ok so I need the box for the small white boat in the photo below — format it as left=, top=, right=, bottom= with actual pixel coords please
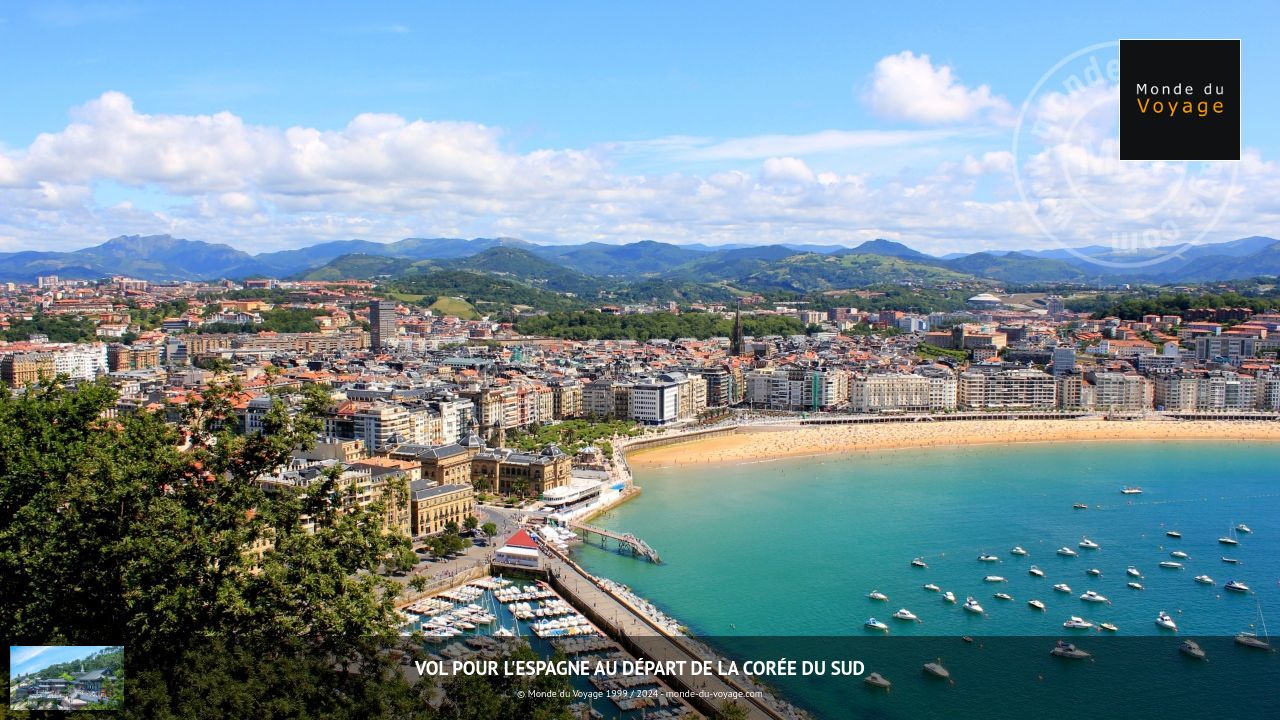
left=1166, top=530, right=1181, bottom=538
left=1073, top=503, right=1088, bottom=509
left=1063, top=616, right=1093, bottom=629
left=943, top=591, right=957, bottom=604
left=1050, top=640, right=1092, bottom=659
left=1221, top=557, right=1240, bottom=564
left=1159, top=561, right=1183, bottom=569
left=1170, top=550, right=1189, bottom=559
left=864, top=672, right=892, bottom=689
left=868, top=590, right=889, bottom=601
left=1099, top=622, right=1119, bottom=633
left=1180, top=640, right=1207, bottom=659
left=1057, top=547, right=1078, bottom=557
left=994, top=592, right=1013, bottom=601
left=1155, top=611, right=1178, bottom=631
left=1224, top=580, right=1250, bottom=593
left=1219, top=536, right=1239, bottom=546
left=978, top=554, right=1000, bottom=562
left=1128, top=582, right=1144, bottom=590
left=1079, top=590, right=1109, bottom=603
left=1194, top=575, right=1215, bottom=585
left=911, top=557, right=928, bottom=568
left=1235, top=523, right=1252, bottom=534
left=1029, top=565, right=1046, bottom=577
left=1126, top=566, right=1142, bottom=577
left=963, top=596, right=984, bottom=614
left=1086, top=568, right=1102, bottom=577
left=892, top=608, right=920, bottom=622
left=1011, top=546, right=1028, bottom=556
left=1053, top=583, right=1072, bottom=593
left=1078, top=537, right=1100, bottom=550
left=923, top=583, right=940, bottom=592
left=923, top=661, right=950, bottom=679
left=865, top=617, right=890, bottom=632
left=983, top=575, right=1007, bottom=583
left=1121, top=486, right=1143, bottom=494
left=1028, top=599, right=1046, bottom=611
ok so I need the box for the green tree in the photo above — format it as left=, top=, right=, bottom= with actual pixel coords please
left=717, top=700, right=751, bottom=720
left=463, top=515, right=478, bottom=532
left=481, top=522, right=498, bottom=540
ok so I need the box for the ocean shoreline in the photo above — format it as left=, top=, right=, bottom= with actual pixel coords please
left=623, top=418, right=1280, bottom=469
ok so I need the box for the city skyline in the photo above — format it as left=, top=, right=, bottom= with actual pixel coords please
left=1, top=2, right=1278, bottom=256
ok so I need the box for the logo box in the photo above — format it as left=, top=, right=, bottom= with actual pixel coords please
left=1119, top=39, right=1240, bottom=161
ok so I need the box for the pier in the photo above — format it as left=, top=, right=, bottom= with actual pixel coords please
left=569, top=520, right=662, bottom=563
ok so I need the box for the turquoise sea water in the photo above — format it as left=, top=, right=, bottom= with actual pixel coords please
left=573, top=441, right=1280, bottom=719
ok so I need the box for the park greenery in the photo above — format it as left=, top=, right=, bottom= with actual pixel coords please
left=190, top=306, right=329, bottom=334
left=515, top=310, right=806, bottom=341
left=1070, top=290, right=1280, bottom=320
left=0, top=378, right=575, bottom=719
left=915, top=343, right=968, bottom=363
left=0, top=312, right=99, bottom=343
left=506, top=418, right=640, bottom=455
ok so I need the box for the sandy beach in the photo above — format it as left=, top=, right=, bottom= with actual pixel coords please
left=625, top=419, right=1280, bottom=468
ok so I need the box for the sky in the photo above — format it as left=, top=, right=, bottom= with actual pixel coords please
left=9, top=646, right=110, bottom=678
left=1, top=1, right=1278, bottom=255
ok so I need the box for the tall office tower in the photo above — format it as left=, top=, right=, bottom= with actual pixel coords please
left=370, top=300, right=396, bottom=350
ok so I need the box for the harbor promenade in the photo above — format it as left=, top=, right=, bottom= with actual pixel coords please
left=543, top=552, right=791, bottom=720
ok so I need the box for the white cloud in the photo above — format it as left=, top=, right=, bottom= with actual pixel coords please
left=864, top=51, right=1012, bottom=125
left=0, top=89, right=1276, bottom=256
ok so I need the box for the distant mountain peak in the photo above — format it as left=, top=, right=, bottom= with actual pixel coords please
left=843, top=239, right=930, bottom=259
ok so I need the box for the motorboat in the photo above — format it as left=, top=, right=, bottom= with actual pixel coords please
left=1235, top=523, right=1252, bottom=534
left=1011, top=546, right=1028, bottom=556
left=1194, top=575, right=1215, bottom=585
left=983, top=575, right=1007, bottom=583
left=978, top=554, right=1000, bottom=562
left=1235, top=633, right=1272, bottom=650
left=943, top=591, right=957, bottom=604
left=1086, top=568, right=1102, bottom=577
left=1155, top=611, right=1178, bottom=631
left=1170, top=551, right=1189, bottom=559
left=1218, top=536, right=1239, bottom=546
left=1099, top=622, right=1118, bottom=632
left=994, top=592, right=1013, bottom=601
left=893, top=608, right=920, bottom=622
left=1079, top=590, right=1109, bottom=603
left=864, top=617, right=890, bottom=632
left=868, top=590, right=889, bottom=601
left=1073, top=503, right=1088, bottom=509
left=963, top=596, right=984, bottom=614
left=1166, top=530, right=1181, bottom=538
left=1224, top=580, right=1250, bottom=593
left=1126, top=566, right=1142, bottom=577
left=1078, top=537, right=1100, bottom=550
left=1050, top=640, right=1091, bottom=659
left=911, top=557, right=928, bottom=568
left=1053, top=583, right=1072, bottom=593
left=923, top=583, right=940, bottom=592
left=1029, top=565, right=1046, bottom=577
left=1057, top=547, right=1078, bottom=557
left=1128, top=582, right=1144, bottom=590
left=864, top=672, right=892, bottom=689
left=1121, top=486, right=1143, bottom=494
left=1221, top=557, right=1240, bottom=564
left=922, top=661, right=950, bottom=679
left=1063, top=616, right=1093, bottom=629
left=1028, top=599, right=1046, bottom=611
left=1180, top=640, right=1206, bottom=660
left=1159, top=561, right=1183, bottom=569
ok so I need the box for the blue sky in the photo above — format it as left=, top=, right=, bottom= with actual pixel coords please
left=9, top=646, right=110, bottom=678
left=0, top=1, right=1277, bottom=254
